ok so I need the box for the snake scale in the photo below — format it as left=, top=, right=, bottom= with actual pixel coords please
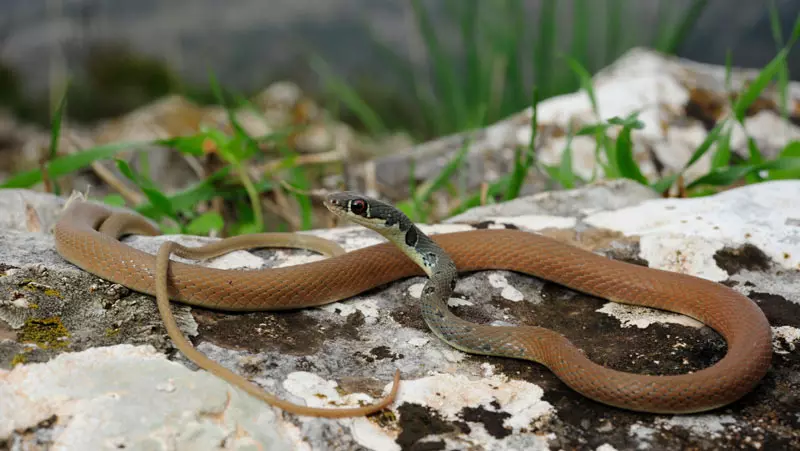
left=52, top=192, right=773, bottom=417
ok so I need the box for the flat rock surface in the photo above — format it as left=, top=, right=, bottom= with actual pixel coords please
left=1, top=180, right=799, bottom=450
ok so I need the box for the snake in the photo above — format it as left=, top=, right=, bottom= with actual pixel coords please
left=51, top=192, right=773, bottom=417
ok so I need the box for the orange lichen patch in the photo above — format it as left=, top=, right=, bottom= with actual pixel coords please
left=549, top=124, right=567, bottom=138
left=684, top=88, right=726, bottom=129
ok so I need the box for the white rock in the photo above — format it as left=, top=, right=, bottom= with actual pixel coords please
left=0, top=345, right=294, bottom=450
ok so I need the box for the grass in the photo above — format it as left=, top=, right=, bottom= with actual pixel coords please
left=317, top=0, right=712, bottom=141
left=1, top=2, right=798, bottom=237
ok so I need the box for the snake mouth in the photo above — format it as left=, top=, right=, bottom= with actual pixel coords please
left=323, top=197, right=347, bottom=218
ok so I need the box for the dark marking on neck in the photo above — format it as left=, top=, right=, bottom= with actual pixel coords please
left=422, top=252, right=438, bottom=269
left=397, top=215, right=412, bottom=232
left=405, top=225, right=419, bottom=248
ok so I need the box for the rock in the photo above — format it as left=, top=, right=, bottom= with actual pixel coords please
left=446, top=178, right=661, bottom=224
left=1, top=180, right=800, bottom=450
left=0, top=344, right=296, bottom=450
left=352, top=47, right=800, bottom=200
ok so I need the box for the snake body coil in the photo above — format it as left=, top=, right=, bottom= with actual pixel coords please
left=52, top=193, right=773, bottom=416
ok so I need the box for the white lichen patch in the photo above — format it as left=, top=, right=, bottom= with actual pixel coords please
left=585, top=180, right=800, bottom=278
left=447, top=298, right=474, bottom=307
left=393, top=373, right=553, bottom=430
left=485, top=214, right=577, bottom=231
left=281, top=372, right=402, bottom=451
left=282, top=371, right=378, bottom=409
left=0, top=344, right=293, bottom=450
left=420, top=223, right=477, bottom=235
left=487, top=273, right=525, bottom=302
left=319, top=297, right=381, bottom=320
left=629, top=423, right=658, bottom=445
left=772, top=325, right=800, bottom=354
left=596, top=302, right=704, bottom=329
left=408, top=337, right=430, bottom=347
left=638, top=234, right=730, bottom=282
left=273, top=250, right=328, bottom=268
left=407, top=283, right=471, bottom=307
left=293, top=372, right=555, bottom=451
left=655, top=414, right=737, bottom=439
left=9, top=297, right=30, bottom=308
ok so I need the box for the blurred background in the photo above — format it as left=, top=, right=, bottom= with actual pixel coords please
left=1, top=0, right=798, bottom=138
left=0, top=0, right=797, bottom=234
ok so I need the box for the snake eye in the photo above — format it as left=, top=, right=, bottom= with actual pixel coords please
left=349, top=199, right=367, bottom=215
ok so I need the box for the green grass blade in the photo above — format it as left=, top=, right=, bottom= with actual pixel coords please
left=499, top=0, right=527, bottom=116
left=746, top=136, right=765, bottom=166
left=779, top=141, right=800, bottom=158
left=658, top=0, right=709, bottom=53
left=1, top=141, right=149, bottom=189
left=410, top=0, right=467, bottom=129
left=768, top=0, right=790, bottom=120
left=46, top=88, right=69, bottom=194
left=732, top=17, right=800, bottom=123
left=683, top=120, right=727, bottom=169
left=534, top=0, right=558, bottom=95
left=157, top=134, right=208, bottom=157
left=358, top=16, right=441, bottom=138
left=565, top=57, right=598, bottom=113
left=448, top=174, right=511, bottom=217
left=115, top=159, right=176, bottom=219
left=135, top=166, right=233, bottom=217
left=686, top=166, right=752, bottom=189
left=605, top=0, right=624, bottom=62
left=614, top=119, right=648, bottom=184
left=414, top=137, right=472, bottom=204
left=0, top=168, right=47, bottom=189
left=103, top=194, right=126, bottom=207
left=570, top=0, right=591, bottom=77
left=505, top=87, right=539, bottom=200
left=208, top=72, right=261, bottom=162
left=651, top=173, right=680, bottom=195
left=765, top=141, right=800, bottom=180
left=650, top=117, right=727, bottom=194
left=558, top=131, right=576, bottom=189
left=309, top=55, right=388, bottom=136
left=185, top=211, right=224, bottom=236
left=457, top=0, right=481, bottom=112
left=710, top=125, right=732, bottom=169
left=688, top=156, right=800, bottom=189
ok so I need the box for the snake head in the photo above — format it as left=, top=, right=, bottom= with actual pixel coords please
left=324, top=191, right=406, bottom=233
left=324, top=191, right=369, bottom=217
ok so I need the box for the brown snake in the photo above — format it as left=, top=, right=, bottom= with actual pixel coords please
left=52, top=194, right=773, bottom=416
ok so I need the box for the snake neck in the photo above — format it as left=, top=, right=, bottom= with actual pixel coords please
left=340, top=198, right=487, bottom=355
left=384, top=221, right=480, bottom=352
